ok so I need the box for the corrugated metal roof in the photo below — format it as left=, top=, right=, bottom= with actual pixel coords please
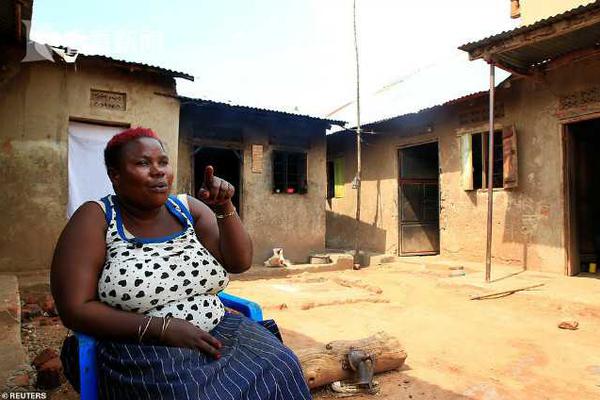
left=361, top=89, right=490, bottom=129
left=459, top=1, right=600, bottom=74
left=460, top=0, right=600, bottom=52
left=50, top=46, right=194, bottom=81
left=79, top=53, right=194, bottom=81
left=326, top=53, right=510, bottom=129
left=179, top=96, right=346, bottom=126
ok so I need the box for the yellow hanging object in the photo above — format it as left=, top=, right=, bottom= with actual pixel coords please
left=589, top=263, right=597, bottom=273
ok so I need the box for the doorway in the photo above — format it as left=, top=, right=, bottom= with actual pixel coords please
left=67, top=121, right=125, bottom=217
left=398, top=142, right=440, bottom=255
left=193, top=147, right=242, bottom=211
left=565, top=118, right=600, bottom=275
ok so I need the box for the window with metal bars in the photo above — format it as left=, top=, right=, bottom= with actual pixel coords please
left=272, top=151, right=307, bottom=194
left=471, top=131, right=503, bottom=189
left=460, top=127, right=518, bottom=191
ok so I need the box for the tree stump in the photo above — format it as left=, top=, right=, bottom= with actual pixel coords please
left=296, top=331, right=407, bottom=389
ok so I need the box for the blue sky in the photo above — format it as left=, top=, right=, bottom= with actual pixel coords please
left=31, top=1, right=517, bottom=118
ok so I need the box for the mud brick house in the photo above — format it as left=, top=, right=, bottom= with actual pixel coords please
left=326, top=1, right=600, bottom=275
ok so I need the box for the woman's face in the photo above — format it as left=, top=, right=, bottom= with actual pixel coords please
left=109, top=137, right=174, bottom=208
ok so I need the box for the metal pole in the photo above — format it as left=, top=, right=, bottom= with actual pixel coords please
left=353, top=0, right=362, bottom=266
left=485, top=63, right=496, bottom=283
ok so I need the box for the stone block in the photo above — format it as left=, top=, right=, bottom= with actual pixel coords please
left=36, top=357, right=64, bottom=390
left=32, top=348, right=58, bottom=369
left=21, top=303, right=43, bottom=320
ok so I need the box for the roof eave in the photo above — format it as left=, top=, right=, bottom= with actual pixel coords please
left=179, top=96, right=346, bottom=126
left=80, top=54, right=194, bottom=81
left=459, top=1, right=600, bottom=74
left=356, top=79, right=512, bottom=131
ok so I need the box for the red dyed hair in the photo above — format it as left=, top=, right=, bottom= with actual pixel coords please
left=106, top=127, right=160, bottom=149
left=104, top=127, right=163, bottom=171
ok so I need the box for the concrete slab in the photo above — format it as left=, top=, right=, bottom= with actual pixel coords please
left=16, top=270, right=50, bottom=288
left=383, top=257, right=600, bottom=310
left=232, top=253, right=354, bottom=281
left=323, top=248, right=403, bottom=267
left=0, top=274, right=29, bottom=390
left=362, top=252, right=402, bottom=266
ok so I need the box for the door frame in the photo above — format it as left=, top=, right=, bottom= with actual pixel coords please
left=396, top=139, right=441, bottom=256
left=562, top=123, right=577, bottom=276
left=191, top=140, right=244, bottom=219
left=561, top=111, right=600, bottom=275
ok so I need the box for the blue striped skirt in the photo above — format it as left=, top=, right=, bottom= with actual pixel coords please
left=62, top=313, right=312, bottom=399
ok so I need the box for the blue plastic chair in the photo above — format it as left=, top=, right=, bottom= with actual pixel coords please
left=75, top=292, right=263, bottom=400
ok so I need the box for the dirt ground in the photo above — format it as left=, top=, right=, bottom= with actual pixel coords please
left=17, top=259, right=600, bottom=399
left=228, top=260, right=600, bottom=399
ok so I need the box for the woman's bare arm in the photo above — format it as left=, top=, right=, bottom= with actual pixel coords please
left=50, top=202, right=222, bottom=355
left=50, top=202, right=156, bottom=340
left=187, top=196, right=253, bottom=274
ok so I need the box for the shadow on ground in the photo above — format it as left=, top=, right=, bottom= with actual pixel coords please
left=312, top=366, right=471, bottom=399
left=282, top=328, right=469, bottom=399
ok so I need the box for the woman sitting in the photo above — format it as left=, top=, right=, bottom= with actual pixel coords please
left=51, top=127, right=311, bottom=399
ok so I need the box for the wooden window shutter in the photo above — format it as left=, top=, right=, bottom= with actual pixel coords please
left=502, top=126, right=518, bottom=188
left=333, top=158, right=345, bottom=198
left=460, top=134, right=473, bottom=190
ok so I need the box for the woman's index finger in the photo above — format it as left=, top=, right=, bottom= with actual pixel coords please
left=204, top=165, right=214, bottom=185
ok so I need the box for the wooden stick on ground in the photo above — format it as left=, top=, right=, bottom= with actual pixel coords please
left=296, top=331, right=407, bottom=389
left=470, top=283, right=545, bottom=300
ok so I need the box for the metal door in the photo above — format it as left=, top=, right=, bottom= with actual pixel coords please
left=398, top=142, right=440, bottom=255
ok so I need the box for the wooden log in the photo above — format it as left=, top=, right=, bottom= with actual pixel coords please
left=296, top=331, right=407, bottom=389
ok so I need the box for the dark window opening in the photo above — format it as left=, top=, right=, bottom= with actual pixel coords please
left=273, top=151, right=307, bottom=194
left=194, top=147, right=241, bottom=210
left=326, top=161, right=334, bottom=199
left=491, top=131, right=503, bottom=188
left=472, top=133, right=483, bottom=189
left=471, top=131, right=503, bottom=189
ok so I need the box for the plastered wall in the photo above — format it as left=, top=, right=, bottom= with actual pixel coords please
left=519, top=0, right=594, bottom=25
left=0, top=60, right=180, bottom=273
left=327, top=56, right=600, bottom=274
left=178, top=117, right=327, bottom=265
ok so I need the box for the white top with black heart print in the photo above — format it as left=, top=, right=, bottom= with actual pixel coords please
left=96, top=194, right=229, bottom=332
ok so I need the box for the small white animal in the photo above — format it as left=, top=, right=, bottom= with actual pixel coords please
left=264, top=248, right=290, bottom=268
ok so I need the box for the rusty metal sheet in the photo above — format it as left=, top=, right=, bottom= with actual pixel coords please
left=401, top=223, right=440, bottom=255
